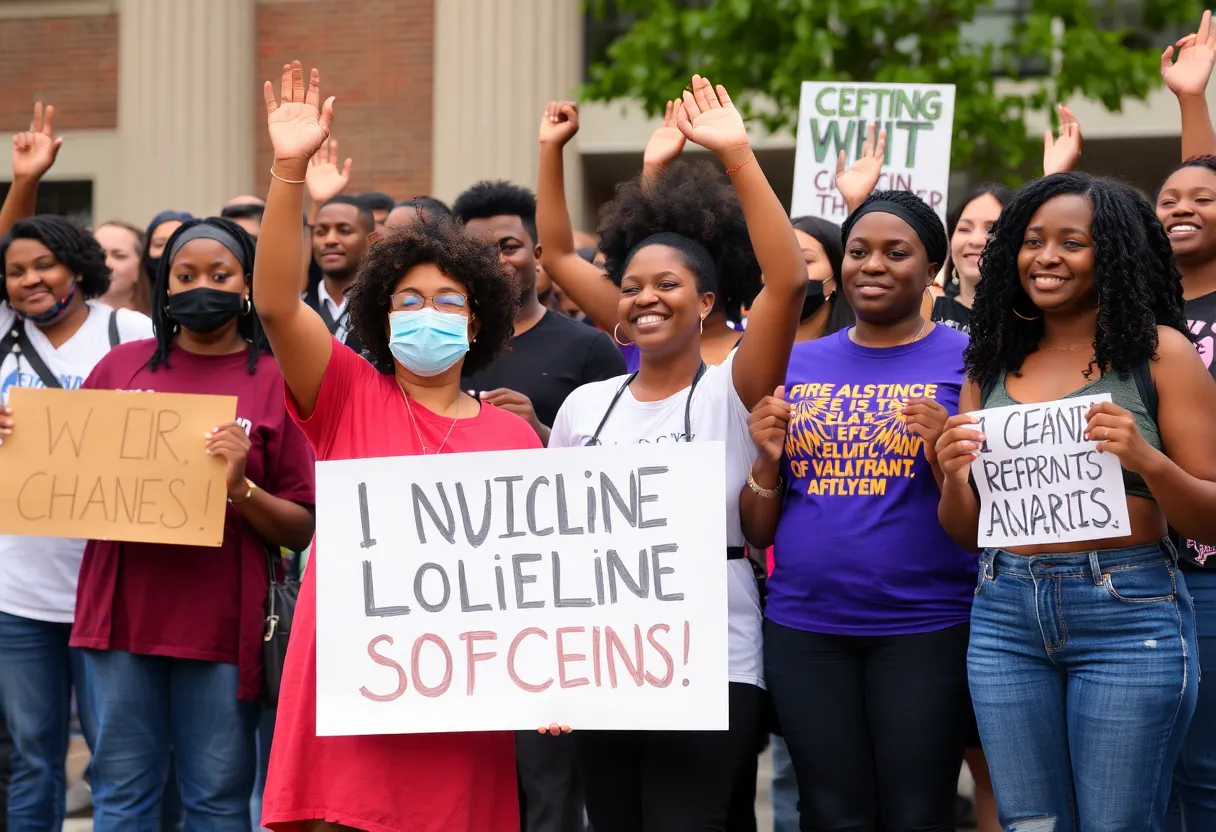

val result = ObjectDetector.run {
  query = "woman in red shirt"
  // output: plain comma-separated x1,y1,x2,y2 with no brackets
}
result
71,216,317,829
255,62,564,832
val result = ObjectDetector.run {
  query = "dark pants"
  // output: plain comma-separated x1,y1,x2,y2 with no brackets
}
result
1170,565,1216,829
515,730,585,832
0,710,10,832
576,682,763,832
765,620,970,832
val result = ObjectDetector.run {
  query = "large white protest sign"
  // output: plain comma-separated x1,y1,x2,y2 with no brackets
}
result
970,394,1131,548
314,442,728,736
791,82,956,223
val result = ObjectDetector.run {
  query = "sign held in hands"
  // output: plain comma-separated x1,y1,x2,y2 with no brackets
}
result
0,388,236,547
314,442,729,736
970,394,1131,548
791,81,956,222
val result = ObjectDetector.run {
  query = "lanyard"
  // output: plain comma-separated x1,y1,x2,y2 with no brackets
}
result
587,362,707,446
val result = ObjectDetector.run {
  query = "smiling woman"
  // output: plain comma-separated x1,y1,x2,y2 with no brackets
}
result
935,172,1216,831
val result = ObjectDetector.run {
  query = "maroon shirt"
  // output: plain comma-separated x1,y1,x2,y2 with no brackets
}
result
71,340,315,701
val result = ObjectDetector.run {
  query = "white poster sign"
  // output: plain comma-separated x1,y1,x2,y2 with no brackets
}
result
971,394,1131,548
791,81,956,223
314,442,729,736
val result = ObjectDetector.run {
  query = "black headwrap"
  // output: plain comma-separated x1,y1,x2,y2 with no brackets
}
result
841,197,948,269
167,224,250,272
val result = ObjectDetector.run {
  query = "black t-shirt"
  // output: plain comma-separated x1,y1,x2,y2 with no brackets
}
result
462,309,627,428
1179,290,1216,568
931,294,971,334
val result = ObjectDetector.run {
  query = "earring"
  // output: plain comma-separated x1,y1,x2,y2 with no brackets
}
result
1012,297,1040,321
613,323,634,346
241,296,252,316
699,316,705,335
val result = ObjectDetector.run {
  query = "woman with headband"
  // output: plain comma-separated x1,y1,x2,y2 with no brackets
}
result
742,190,975,830
65,217,317,828
547,74,807,830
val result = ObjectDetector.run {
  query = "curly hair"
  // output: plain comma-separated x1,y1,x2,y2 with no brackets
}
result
452,180,538,243
0,215,111,302
595,160,762,323
346,213,519,376
150,217,267,375
966,172,1189,390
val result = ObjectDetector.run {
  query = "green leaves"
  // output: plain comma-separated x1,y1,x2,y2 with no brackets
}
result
581,0,1198,185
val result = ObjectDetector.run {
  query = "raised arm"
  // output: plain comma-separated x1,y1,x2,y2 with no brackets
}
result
1042,105,1083,175
254,62,340,418
834,123,885,215
1092,328,1216,543
934,380,984,550
641,100,687,192
1162,11,1216,160
676,75,806,410
536,101,622,332
305,137,352,225
0,102,62,237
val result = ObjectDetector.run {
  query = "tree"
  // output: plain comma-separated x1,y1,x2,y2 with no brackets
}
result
582,0,1203,184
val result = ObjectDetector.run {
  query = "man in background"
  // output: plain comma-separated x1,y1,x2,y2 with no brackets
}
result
304,195,373,355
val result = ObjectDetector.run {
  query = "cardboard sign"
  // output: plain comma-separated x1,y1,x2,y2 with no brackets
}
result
791,82,956,223
314,442,729,736
0,388,236,546
970,394,1131,548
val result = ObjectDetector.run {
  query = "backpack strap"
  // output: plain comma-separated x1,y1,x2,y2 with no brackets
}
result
1132,357,1157,424
108,308,120,348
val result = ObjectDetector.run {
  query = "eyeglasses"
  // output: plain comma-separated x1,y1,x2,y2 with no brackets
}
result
390,290,469,314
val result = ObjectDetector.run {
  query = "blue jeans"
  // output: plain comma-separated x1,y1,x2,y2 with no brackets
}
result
969,543,1198,832
0,611,96,832
1171,566,1216,829
82,650,259,832
249,707,275,832
770,734,799,832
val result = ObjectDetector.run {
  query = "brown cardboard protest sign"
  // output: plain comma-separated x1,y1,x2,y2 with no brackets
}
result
0,388,237,547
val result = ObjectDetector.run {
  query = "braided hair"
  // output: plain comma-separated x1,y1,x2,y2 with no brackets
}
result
0,215,111,302
596,160,762,323
965,172,1189,390
149,217,267,375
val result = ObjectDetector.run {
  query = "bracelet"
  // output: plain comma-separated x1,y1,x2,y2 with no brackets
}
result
270,166,306,185
747,472,782,499
726,153,754,175
229,478,258,504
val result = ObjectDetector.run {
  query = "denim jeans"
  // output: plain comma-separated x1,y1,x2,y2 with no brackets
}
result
1170,566,1216,830
0,611,96,832
770,735,799,832
81,650,259,832
249,707,275,832
969,543,1198,832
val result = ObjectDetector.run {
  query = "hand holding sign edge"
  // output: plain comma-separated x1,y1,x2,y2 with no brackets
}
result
1084,400,1163,475
935,414,985,485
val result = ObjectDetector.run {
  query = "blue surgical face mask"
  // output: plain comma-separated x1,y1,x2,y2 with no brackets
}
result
388,307,470,377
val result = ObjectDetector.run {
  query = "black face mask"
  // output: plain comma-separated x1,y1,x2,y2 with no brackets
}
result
167,288,243,334
800,279,827,321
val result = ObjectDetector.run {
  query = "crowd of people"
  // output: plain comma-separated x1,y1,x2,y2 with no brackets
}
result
3,10,1216,832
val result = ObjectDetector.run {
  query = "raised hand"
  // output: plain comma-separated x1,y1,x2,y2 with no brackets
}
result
643,100,687,171
307,138,352,204
12,102,62,182
835,123,886,214
1042,105,1082,176
676,75,750,167
539,101,580,147
264,61,334,167
1162,10,1216,98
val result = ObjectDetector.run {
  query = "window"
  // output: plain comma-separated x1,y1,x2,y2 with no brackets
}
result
0,180,94,227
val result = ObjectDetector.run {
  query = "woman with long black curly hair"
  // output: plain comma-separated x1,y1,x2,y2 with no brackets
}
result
547,75,807,831
252,62,566,832
64,216,316,829
935,172,1216,831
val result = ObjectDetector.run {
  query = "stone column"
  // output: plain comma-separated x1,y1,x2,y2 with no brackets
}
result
431,0,587,226
115,0,255,223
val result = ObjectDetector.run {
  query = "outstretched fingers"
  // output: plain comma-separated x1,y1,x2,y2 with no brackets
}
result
279,63,292,106
305,67,321,109
319,95,336,136
263,80,279,116
291,61,305,103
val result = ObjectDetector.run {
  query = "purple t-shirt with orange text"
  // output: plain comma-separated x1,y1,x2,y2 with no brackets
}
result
766,326,976,636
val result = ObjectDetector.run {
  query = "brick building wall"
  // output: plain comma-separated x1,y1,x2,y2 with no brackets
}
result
0,14,118,132
255,0,434,201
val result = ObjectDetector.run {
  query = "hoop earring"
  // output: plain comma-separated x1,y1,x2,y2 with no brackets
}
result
613,323,634,346
241,296,252,316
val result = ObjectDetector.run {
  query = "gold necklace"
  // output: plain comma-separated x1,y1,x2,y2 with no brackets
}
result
403,392,460,455
849,317,928,347
1040,343,1091,352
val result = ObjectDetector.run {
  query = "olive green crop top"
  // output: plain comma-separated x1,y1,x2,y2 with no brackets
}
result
982,371,1161,501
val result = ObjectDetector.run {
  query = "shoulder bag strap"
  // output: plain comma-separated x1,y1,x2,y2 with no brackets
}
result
13,326,62,389
1132,357,1157,424
108,308,120,348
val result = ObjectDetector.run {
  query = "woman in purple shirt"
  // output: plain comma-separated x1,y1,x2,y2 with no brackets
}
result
740,190,976,831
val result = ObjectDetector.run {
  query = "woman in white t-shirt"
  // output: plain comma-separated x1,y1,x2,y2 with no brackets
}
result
0,215,153,830
547,76,806,831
